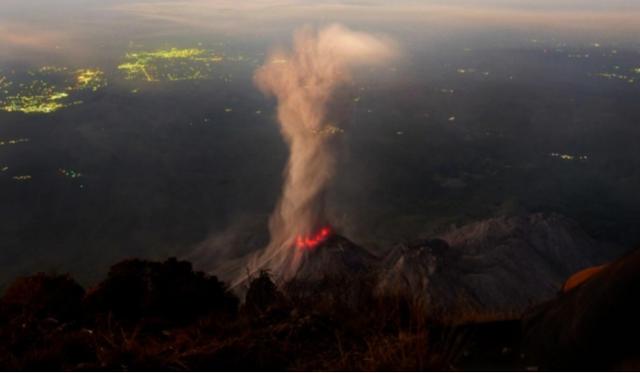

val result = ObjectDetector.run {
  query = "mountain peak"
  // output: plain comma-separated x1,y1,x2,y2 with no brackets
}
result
291,234,378,282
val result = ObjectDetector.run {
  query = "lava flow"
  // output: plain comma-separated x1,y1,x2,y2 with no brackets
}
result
295,227,332,251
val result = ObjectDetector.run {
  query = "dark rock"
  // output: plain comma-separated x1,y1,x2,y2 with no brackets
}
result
378,213,625,316
377,239,449,310
522,248,640,370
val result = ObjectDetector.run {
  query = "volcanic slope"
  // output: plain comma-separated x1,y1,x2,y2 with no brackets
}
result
283,234,379,306
377,213,625,317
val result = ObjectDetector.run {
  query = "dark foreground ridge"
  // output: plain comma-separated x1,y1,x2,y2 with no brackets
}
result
1,215,638,370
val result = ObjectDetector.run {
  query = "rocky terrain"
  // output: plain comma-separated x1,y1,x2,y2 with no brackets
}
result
378,213,626,317
0,213,636,370
523,248,640,370
285,213,625,318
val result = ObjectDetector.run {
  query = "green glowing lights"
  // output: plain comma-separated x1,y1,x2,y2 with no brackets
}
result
58,168,82,179
0,67,107,114
118,47,224,82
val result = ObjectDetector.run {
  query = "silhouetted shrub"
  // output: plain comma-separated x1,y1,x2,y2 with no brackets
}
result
85,258,238,323
244,271,285,317
1,273,84,321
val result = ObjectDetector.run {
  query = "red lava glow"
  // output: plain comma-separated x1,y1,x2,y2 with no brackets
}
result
295,227,331,251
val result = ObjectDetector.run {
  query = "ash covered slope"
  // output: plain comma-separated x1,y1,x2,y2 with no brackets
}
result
283,234,378,305
378,213,624,315
291,234,378,282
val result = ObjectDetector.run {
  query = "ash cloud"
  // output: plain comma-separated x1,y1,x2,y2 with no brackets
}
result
237,24,398,284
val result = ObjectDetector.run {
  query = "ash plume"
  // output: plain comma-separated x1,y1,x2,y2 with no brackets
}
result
238,24,398,284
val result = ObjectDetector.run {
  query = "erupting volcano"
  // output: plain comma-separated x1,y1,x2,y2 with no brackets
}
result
237,24,398,284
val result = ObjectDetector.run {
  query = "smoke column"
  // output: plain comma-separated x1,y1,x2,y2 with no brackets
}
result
242,24,397,283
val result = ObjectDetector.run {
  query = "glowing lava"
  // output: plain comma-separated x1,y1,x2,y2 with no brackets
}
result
295,227,331,251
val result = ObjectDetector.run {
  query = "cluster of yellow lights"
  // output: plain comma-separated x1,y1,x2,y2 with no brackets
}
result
118,48,225,82
0,74,10,91
595,72,635,84
313,124,344,136
2,46,251,111
457,68,490,76
567,53,590,59
0,167,85,182
76,69,107,91
0,67,107,114
0,138,29,146
1,80,71,114
550,153,588,161
38,66,68,74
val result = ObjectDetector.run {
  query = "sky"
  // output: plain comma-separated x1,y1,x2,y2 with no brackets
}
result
2,0,640,58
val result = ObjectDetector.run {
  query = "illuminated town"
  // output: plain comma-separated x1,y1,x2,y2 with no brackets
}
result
0,67,106,114
57,168,83,179
549,152,589,161
117,47,226,82
11,175,32,182
0,138,29,146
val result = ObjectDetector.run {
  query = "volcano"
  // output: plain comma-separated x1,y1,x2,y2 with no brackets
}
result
289,233,378,282
214,229,377,292
282,233,379,306
222,213,624,317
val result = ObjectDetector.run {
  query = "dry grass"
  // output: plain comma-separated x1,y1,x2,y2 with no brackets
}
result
0,264,525,371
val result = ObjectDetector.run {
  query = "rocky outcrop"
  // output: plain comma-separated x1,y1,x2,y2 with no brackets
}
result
522,248,640,370
376,239,450,308
377,213,625,315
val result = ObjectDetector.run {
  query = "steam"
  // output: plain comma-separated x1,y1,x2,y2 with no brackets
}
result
238,24,397,284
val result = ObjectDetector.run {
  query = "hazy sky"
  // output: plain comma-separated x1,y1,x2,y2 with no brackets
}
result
2,0,640,58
